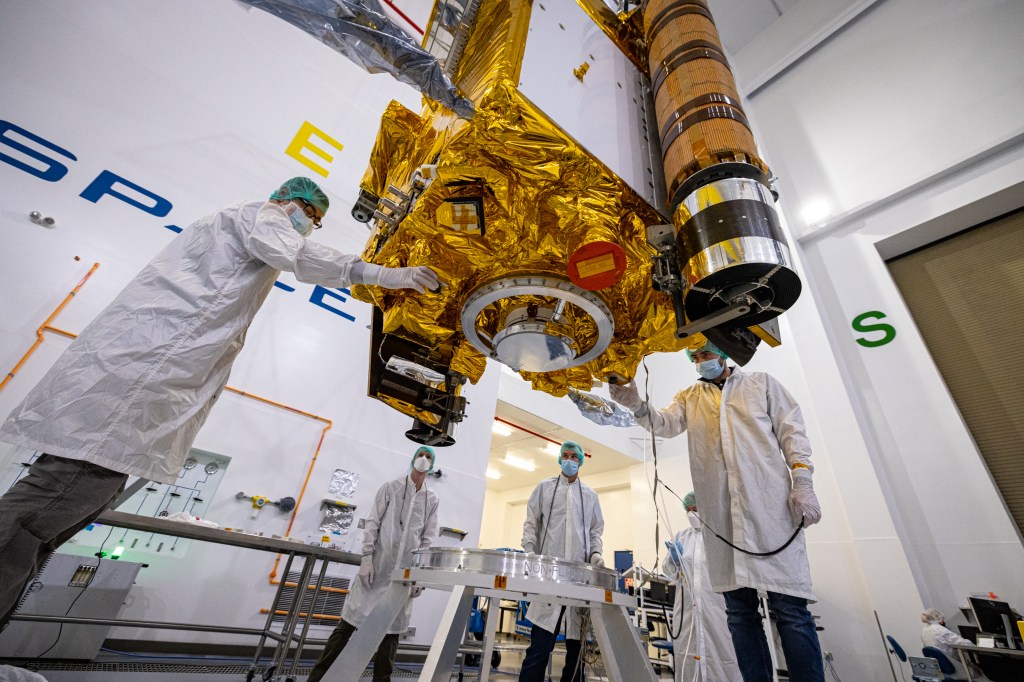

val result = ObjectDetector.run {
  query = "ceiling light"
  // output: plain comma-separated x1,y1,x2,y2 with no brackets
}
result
486,467,501,480
502,454,536,471
491,421,512,437
800,197,832,227
545,442,561,457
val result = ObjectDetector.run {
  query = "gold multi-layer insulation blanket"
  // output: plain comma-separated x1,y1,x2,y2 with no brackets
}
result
350,79,693,401
645,0,769,198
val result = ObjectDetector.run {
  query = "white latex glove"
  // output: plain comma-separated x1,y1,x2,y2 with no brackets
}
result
358,555,375,586
589,553,605,568
608,381,643,411
789,468,822,526
352,262,441,293
411,586,424,598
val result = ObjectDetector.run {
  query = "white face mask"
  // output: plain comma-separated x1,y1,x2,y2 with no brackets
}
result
413,457,431,473
687,510,701,529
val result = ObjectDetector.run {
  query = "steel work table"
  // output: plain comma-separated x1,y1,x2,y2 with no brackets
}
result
10,509,360,682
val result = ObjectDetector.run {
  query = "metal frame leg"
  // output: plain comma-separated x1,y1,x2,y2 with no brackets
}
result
589,602,658,682
478,596,500,682
324,580,411,682
288,558,330,679
250,552,297,677
421,585,477,682
957,648,976,682
269,555,316,679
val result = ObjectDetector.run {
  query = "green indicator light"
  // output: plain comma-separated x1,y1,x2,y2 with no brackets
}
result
112,546,125,559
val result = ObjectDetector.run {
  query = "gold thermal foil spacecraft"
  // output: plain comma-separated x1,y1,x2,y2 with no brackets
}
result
350,0,797,444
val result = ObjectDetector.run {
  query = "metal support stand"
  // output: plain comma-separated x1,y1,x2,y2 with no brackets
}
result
478,596,500,682
421,584,476,682
589,602,662,682
322,548,658,682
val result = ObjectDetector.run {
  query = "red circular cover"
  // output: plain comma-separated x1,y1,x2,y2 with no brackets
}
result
567,241,627,291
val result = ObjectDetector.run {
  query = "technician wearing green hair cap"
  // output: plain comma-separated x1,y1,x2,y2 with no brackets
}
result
608,337,825,682
309,445,439,681
519,440,605,682
0,176,440,630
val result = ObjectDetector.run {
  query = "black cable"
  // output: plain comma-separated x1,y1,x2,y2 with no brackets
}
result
695,512,804,557
643,359,661,566
34,525,116,658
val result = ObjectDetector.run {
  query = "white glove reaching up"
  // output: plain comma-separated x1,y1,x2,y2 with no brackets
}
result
411,586,424,598
352,262,441,293
789,468,822,526
358,555,375,586
608,381,643,412
589,553,605,568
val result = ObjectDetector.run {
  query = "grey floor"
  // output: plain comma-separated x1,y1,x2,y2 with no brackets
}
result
3,633,676,681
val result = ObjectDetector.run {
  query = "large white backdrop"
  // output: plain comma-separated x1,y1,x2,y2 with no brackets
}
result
0,0,499,646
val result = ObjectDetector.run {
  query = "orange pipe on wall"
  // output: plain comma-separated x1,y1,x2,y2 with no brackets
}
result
259,608,341,622
223,387,335,584
0,262,100,392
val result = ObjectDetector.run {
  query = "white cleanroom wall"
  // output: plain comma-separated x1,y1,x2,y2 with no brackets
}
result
741,0,1024,678
0,0,499,647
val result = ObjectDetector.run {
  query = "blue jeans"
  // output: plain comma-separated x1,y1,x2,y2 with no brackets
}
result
723,587,824,682
518,607,583,682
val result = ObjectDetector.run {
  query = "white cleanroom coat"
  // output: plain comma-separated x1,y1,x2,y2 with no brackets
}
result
0,201,360,484
638,368,815,600
661,513,742,682
921,623,978,680
342,475,439,633
521,474,604,638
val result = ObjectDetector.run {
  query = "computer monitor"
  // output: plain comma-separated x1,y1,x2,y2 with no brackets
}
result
969,597,1017,637
613,550,633,573
958,625,980,643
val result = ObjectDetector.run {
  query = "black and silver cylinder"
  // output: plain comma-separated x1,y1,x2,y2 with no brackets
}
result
674,173,801,329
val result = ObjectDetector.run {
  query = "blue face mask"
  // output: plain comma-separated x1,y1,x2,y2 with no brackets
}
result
696,358,725,380
560,458,580,477
288,210,313,236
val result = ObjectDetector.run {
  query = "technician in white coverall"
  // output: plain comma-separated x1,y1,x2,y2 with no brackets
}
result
308,446,440,682
0,177,440,630
920,609,988,680
662,491,742,682
519,441,605,682
610,338,824,682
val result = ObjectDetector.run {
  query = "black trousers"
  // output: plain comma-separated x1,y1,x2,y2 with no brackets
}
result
307,617,400,682
518,606,584,682
0,454,128,630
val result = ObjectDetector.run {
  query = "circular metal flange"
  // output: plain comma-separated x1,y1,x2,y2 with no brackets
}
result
492,321,577,372
461,276,614,372
411,547,619,591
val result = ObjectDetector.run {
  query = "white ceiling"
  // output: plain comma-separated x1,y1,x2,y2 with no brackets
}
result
706,0,800,56
485,400,641,492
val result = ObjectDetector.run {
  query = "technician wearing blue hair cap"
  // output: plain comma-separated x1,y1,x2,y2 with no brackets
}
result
608,338,825,682
519,440,604,682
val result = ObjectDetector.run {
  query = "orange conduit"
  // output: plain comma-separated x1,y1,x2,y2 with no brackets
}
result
259,608,341,622
222,387,335,585
0,262,100,392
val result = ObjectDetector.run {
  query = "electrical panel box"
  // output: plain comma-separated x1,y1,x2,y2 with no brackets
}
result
0,553,142,659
